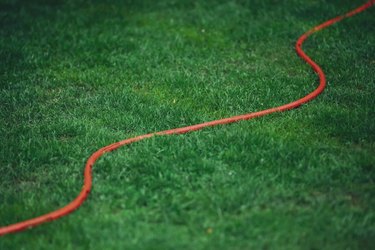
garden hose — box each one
[0,0,374,236]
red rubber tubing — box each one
[1,0,374,236]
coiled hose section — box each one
[1,0,374,236]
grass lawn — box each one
[0,0,374,249]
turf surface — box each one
[0,0,374,249]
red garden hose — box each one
[1,0,374,236]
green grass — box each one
[1,0,374,249]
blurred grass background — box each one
[0,0,374,249]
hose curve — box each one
[1,0,374,236]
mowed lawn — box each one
[1,0,374,249]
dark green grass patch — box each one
[0,0,374,249]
